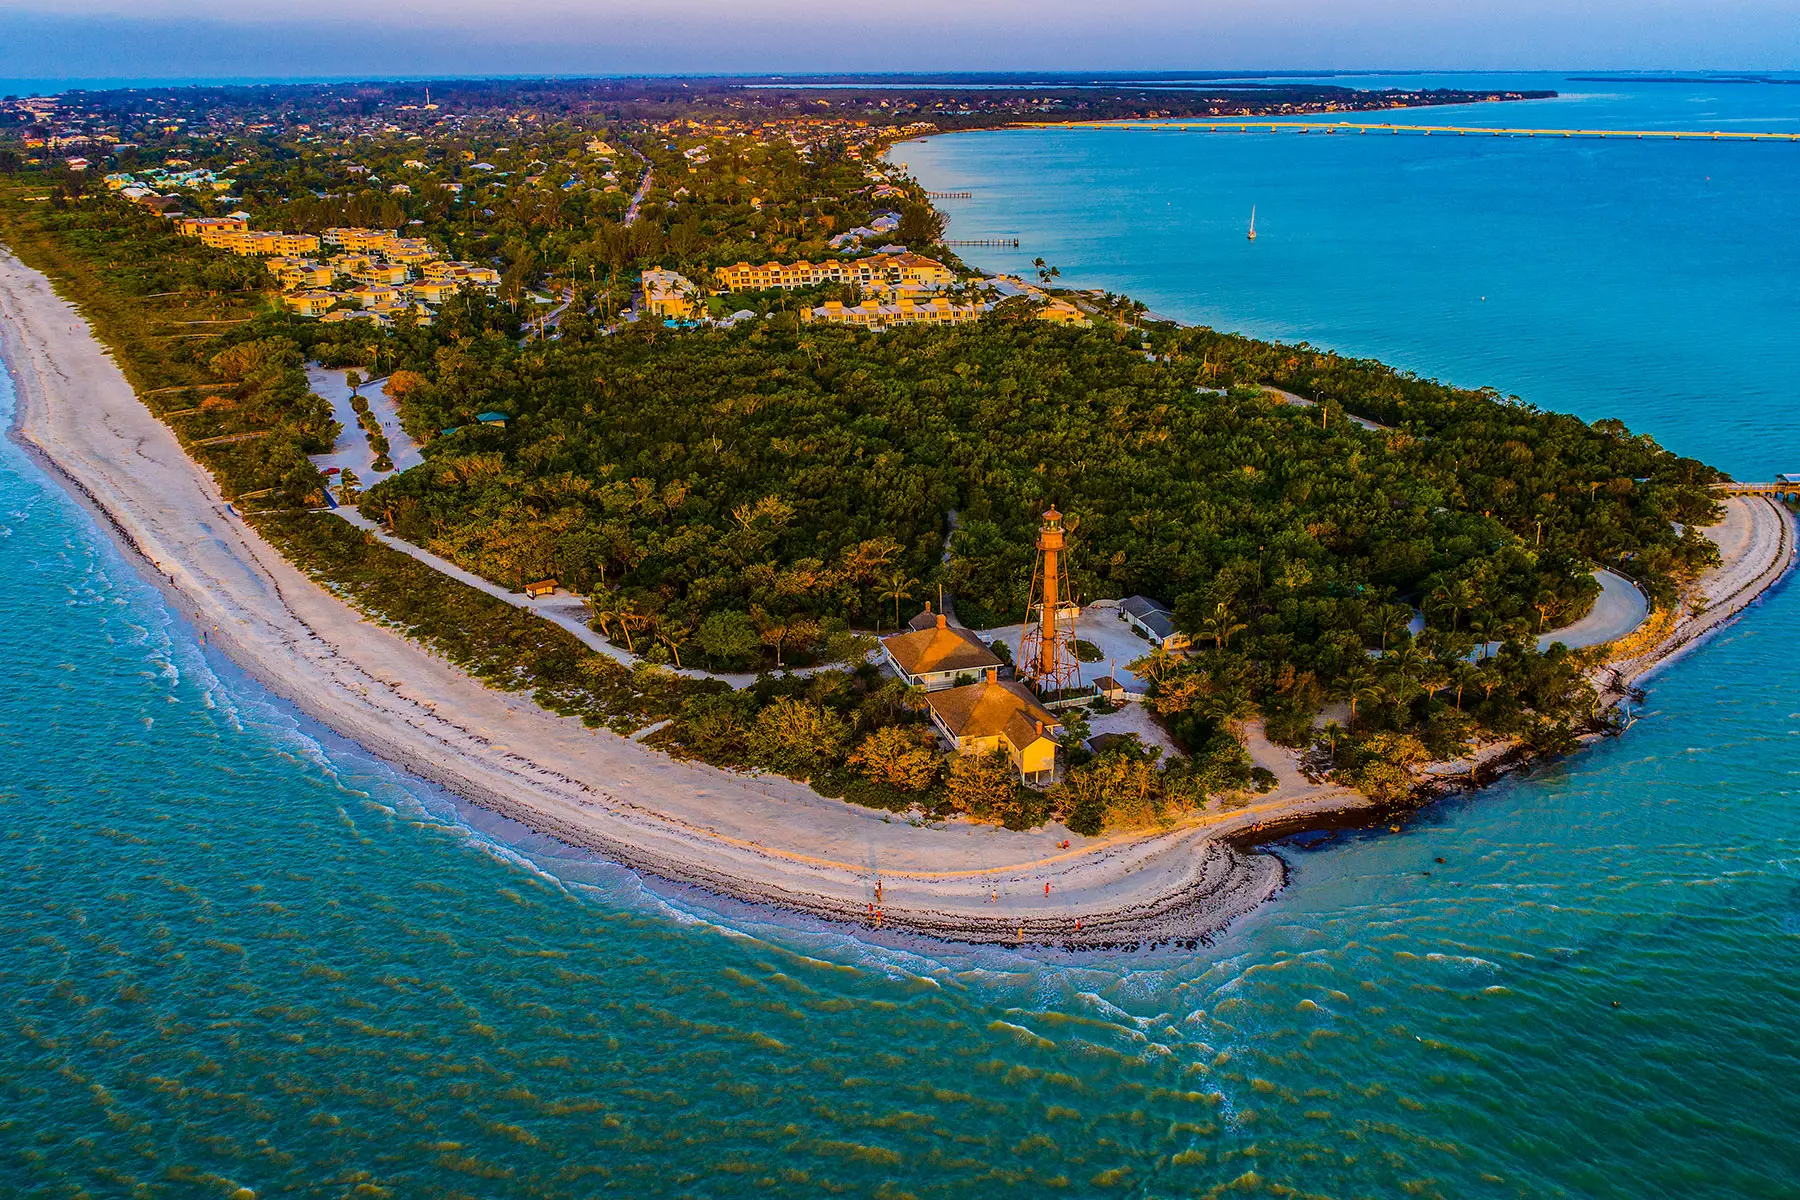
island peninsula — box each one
[0,78,1791,945]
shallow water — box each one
[3,72,1799,1197]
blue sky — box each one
[1,0,1796,80]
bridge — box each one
[1024,120,1800,143]
[1713,481,1800,498]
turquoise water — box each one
[4,73,1800,1197]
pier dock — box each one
[1026,120,1800,143]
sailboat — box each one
[1246,205,1257,242]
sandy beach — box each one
[2,244,1793,948]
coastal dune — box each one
[1,246,1792,948]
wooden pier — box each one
[1713,481,1800,497]
[926,190,973,199]
[942,238,1021,248]
[1026,120,1800,144]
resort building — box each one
[384,237,437,264]
[640,268,700,319]
[347,283,403,309]
[418,261,502,294]
[1120,595,1190,651]
[178,216,247,246]
[198,229,320,256]
[1037,299,1092,326]
[803,296,987,329]
[343,258,412,286]
[322,227,400,253]
[881,613,1002,691]
[282,290,340,318]
[267,257,335,289]
[182,220,317,256]
[409,279,459,305]
[715,252,956,295]
[925,668,1063,784]
[364,298,433,325]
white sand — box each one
[1,244,1790,947]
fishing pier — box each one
[1027,120,1800,143]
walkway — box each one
[322,507,871,689]
[1536,569,1649,651]
[306,364,424,484]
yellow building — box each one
[348,260,411,286]
[179,216,247,245]
[1037,299,1092,327]
[222,230,320,256]
[409,279,457,305]
[384,237,436,264]
[348,283,402,308]
[715,252,956,294]
[881,613,1001,691]
[925,668,1063,784]
[856,252,955,293]
[640,268,700,319]
[282,290,340,318]
[267,257,334,289]
[715,259,836,291]
[323,227,399,253]
[364,298,433,325]
[419,261,502,294]
[803,296,986,329]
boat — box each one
[1247,205,1257,241]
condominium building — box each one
[715,252,955,295]
[803,296,987,329]
[641,268,700,319]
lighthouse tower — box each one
[1018,507,1080,697]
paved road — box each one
[623,149,653,225]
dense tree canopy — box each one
[365,316,1719,690]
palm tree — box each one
[1372,603,1411,652]
[1468,615,1493,660]
[660,625,689,670]
[878,570,918,630]
[1335,665,1383,729]
[592,596,636,653]
[1199,601,1247,651]
[1319,720,1347,762]
[1432,579,1478,631]
[1451,662,1482,710]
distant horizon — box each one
[4,68,1800,96]
[3,1,1797,81]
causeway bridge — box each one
[1026,120,1800,143]
[1713,480,1800,498]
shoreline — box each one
[2,245,1793,951]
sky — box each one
[0,0,1796,82]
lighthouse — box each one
[1019,507,1080,697]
